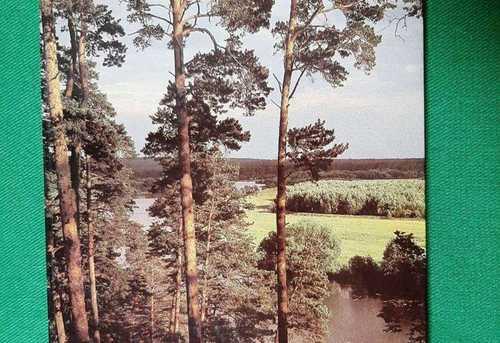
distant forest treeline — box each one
[126,158,425,190]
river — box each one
[326,283,409,342]
[131,197,409,342]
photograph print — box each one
[41,0,426,342]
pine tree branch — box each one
[294,2,354,39]
[184,27,220,51]
[270,99,281,109]
[146,3,170,11]
[273,73,283,94]
[142,12,174,26]
[289,68,306,100]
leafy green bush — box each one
[286,179,425,218]
[258,221,340,341]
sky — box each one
[95,1,424,159]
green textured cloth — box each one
[425,1,499,341]
[0,1,498,342]
[0,2,48,343]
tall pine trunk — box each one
[200,198,216,323]
[170,1,203,341]
[169,290,178,334]
[53,290,67,343]
[170,220,183,336]
[64,15,78,98]
[72,6,90,226]
[78,19,90,103]
[150,293,155,343]
[70,144,81,231]
[47,218,67,343]
[67,12,81,231]
[76,13,102,342]
[276,1,298,342]
[86,158,101,343]
[41,1,90,341]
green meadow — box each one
[246,187,426,266]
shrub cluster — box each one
[286,179,425,218]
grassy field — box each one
[246,187,426,267]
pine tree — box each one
[43,10,132,340]
[271,2,391,340]
[287,119,348,181]
[59,0,127,242]
[143,75,272,339]
[50,3,128,340]
[125,2,273,339]
[42,0,90,340]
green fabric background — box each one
[0,1,498,342]
[425,1,499,341]
[0,2,48,343]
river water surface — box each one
[131,197,409,342]
[326,283,409,342]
